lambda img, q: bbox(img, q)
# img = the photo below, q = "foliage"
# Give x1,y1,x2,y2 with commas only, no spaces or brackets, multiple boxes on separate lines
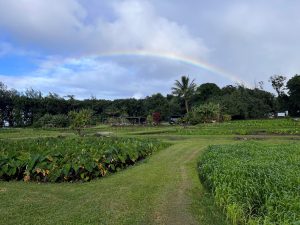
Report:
286,74,300,116
269,75,287,96
2,73,300,128
188,103,221,125
172,118,300,135
0,137,168,182
198,142,300,225
172,75,196,113
219,86,275,119
68,109,93,136
194,83,221,104
144,93,170,120
146,114,153,125
152,112,161,125
34,114,69,128
221,114,232,122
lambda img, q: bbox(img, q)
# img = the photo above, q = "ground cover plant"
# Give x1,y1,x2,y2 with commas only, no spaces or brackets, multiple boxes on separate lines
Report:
173,118,300,135
0,136,168,182
198,142,300,225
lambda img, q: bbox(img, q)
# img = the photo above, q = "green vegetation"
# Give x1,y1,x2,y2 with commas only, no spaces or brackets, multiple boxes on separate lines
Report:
0,137,167,182
0,119,300,224
0,131,230,225
198,142,300,225
172,119,300,135
172,75,196,113
1,74,300,129
34,113,70,128
187,102,221,124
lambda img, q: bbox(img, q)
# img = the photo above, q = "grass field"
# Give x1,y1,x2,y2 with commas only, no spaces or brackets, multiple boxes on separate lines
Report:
0,118,299,225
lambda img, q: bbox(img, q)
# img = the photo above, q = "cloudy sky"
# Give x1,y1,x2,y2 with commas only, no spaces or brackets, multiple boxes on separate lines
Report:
0,0,299,99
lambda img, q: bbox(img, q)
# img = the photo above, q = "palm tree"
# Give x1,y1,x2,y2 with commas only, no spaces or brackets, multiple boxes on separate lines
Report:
172,75,196,113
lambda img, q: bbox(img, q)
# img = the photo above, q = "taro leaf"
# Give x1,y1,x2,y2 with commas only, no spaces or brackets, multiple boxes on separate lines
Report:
118,155,126,164
80,173,85,179
63,164,71,176
110,164,116,171
85,163,94,173
7,166,17,176
48,169,61,182
2,164,8,174
27,154,41,171
72,164,80,173
46,155,54,162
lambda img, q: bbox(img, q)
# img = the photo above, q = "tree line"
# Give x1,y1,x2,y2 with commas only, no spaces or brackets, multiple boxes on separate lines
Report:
0,74,299,127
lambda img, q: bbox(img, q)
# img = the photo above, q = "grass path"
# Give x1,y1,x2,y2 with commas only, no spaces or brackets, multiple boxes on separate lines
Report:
0,137,229,225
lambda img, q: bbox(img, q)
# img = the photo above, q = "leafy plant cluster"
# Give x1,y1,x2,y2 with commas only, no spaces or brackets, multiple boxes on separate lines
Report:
0,137,168,182
198,142,300,225
34,113,70,128
187,102,223,124
173,118,300,135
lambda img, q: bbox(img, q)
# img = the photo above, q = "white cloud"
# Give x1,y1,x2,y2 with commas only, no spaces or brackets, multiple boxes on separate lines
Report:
0,0,210,59
97,0,209,58
0,0,86,52
0,0,217,98
0,56,170,99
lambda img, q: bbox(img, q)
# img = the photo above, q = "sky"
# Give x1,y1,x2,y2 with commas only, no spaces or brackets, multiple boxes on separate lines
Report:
0,0,300,99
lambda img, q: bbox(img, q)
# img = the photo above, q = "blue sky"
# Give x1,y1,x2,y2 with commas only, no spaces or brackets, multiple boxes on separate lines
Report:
0,0,300,99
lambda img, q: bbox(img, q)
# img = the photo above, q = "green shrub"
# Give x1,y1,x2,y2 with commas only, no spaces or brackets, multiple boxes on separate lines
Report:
188,103,221,124
222,114,232,122
51,114,69,127
34,114,69,128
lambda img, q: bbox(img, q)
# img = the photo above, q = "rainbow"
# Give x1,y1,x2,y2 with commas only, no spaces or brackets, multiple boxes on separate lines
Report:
87,50,248,86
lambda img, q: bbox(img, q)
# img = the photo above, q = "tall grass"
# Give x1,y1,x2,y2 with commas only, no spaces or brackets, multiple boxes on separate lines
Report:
176,119,300,135
198,142,300,224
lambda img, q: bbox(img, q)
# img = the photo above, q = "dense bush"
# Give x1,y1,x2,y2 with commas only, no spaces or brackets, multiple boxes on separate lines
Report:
34,114,69,128
198,142,300,225
188,102,221,125
0,137,168,182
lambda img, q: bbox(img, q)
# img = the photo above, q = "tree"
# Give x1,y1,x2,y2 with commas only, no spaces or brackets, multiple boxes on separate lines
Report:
269,75,287,96
68,109,93,136
194,83,221,103
188,102,221,124
171,76,196,113
286,74,300,116
219,85,274,119
144,93,169,120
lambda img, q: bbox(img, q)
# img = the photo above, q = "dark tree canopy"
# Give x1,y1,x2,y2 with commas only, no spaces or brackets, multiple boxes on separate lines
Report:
194,83,221,103
1,73,299,127
286,74,300,115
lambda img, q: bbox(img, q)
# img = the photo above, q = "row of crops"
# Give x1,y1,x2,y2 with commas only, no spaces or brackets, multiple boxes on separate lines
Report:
0,137,168,182
175,119,300,135
198,142,300,225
